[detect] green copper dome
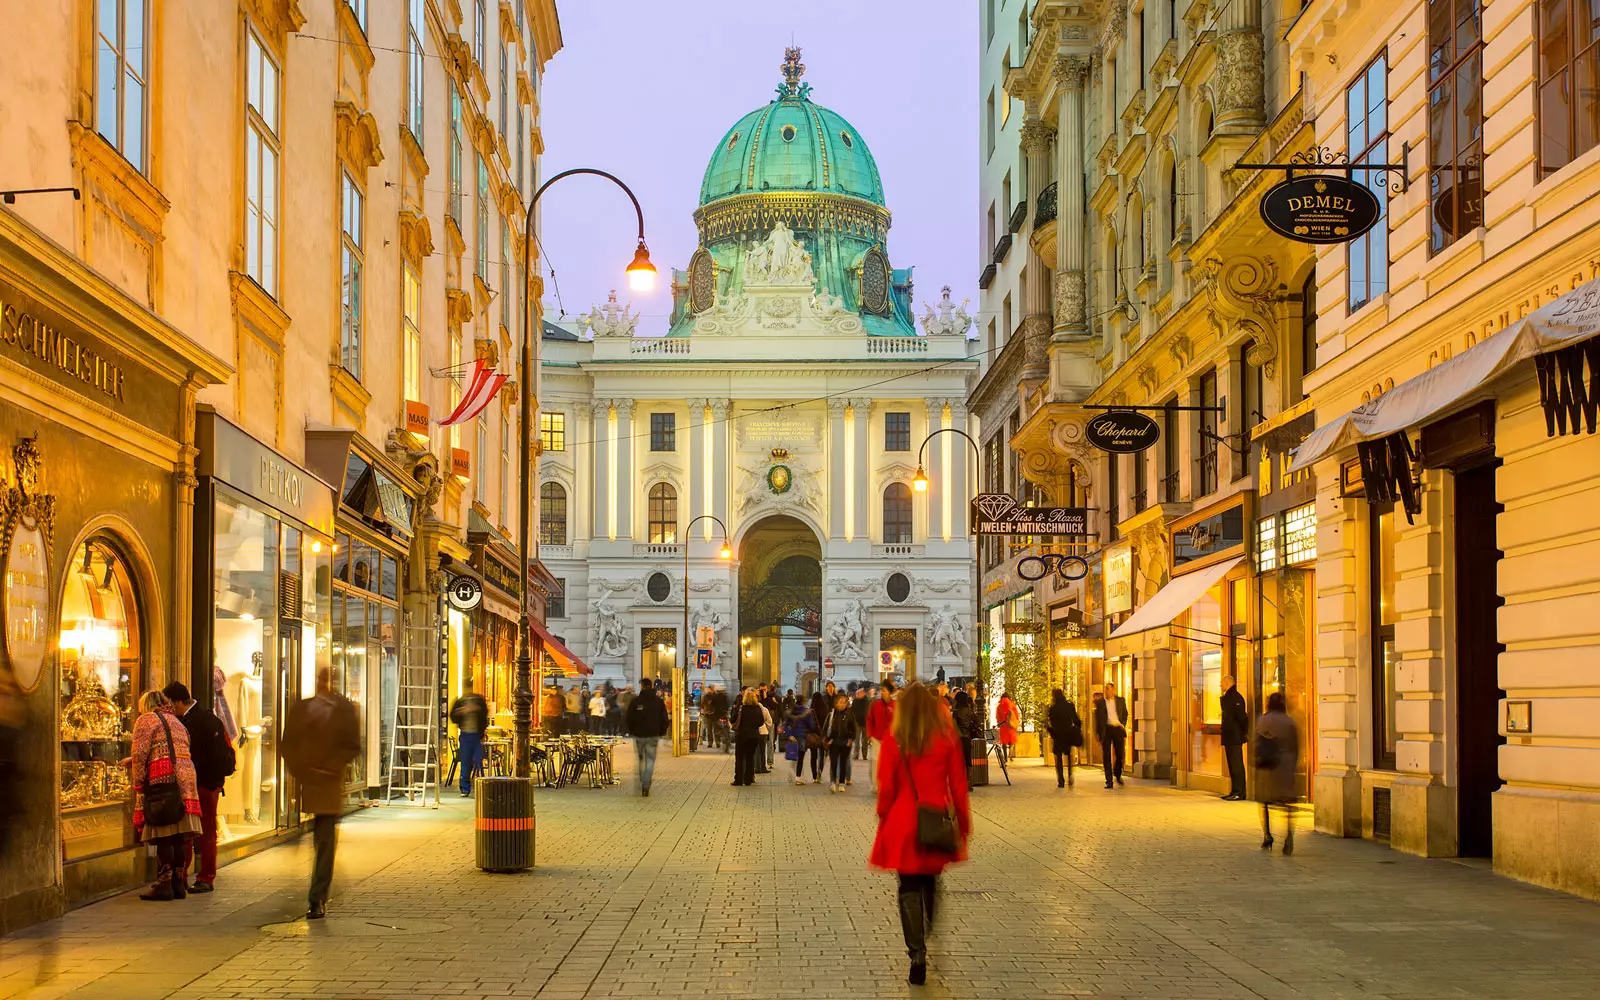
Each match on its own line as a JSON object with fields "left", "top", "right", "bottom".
{"left": 698, "top": 83, "right": 885, "bottom": 207}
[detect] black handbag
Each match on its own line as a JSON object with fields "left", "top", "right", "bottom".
{"left": 1254, "top": 735, "right": 1282, "bottom": 770}
{"left": 902, "top": 752, "right": 959, "bottom": 855}
{"left": 142, "top": 712, "right": 186, "bottom": 828}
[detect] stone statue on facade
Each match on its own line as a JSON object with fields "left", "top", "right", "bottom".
{"left": 827, "top": 598, "right": 868, "bottom": 659}
{"left": 920, "top": 286, "right": 974, "bottom": 339}
{"left": 690, "top": 601, "right": 729, "bottom": 648}
{"left": 591, "top": 589, "right": 630, "bottom": 658}
{"left": 929, "top": 604, "right": 969, "bottom": 659}
{"left": 581, "top": 290, "right": 639, "bottom": 339}
{"left": 743, "top": 219, "right": 815, "bottom": 287}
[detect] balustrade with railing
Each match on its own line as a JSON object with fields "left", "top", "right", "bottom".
{"left": 1160, "top": 472, "right": 1181, "bottom": 504}
{"left": 1035, "top": 181, "right": 1057, "bottom": 226}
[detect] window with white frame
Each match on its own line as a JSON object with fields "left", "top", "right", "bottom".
{"left": 1347, "top": 54, "right": 1389, "bottom": 311}
{"left": 476, "top": 415, "right": 488, "bottom": 501}
{"left": 500, "top": 44, "right": 509, "bottom": 138}
{"left": 245, "top": 30, "right": 280, "bottom": 296}
{"left": 403, "top": 264, "right": 422, "bottom": 401}
{"left": 449, "top": 83, "right": 463, "bottom": 223}
{"left": 96, "top": 0, "right": 148, "bottom": 171}
{"left": 345, "top": 0, "right": 366, "bottom": 33}
{"left": 501, "top": 215, "right": 512, "bottom": 327}
{"left": 449, "top": 334, "right": 462, "bottom": 450}
{"left": 477, "top": 155, "right": 490, "bottom": 282}
{"left": 406, "top": 0, "right": 425, "bottom": 141}
{"left": 475, "top": 0, "right": 487, "bottom": 63}
{"left": 501, "top": 408, "right": 512, "bottom": 521}
{"left": 339, "top": 173, "right": 364, "bottom": 379}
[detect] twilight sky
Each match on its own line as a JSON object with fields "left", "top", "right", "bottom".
{"left": 537, "top": 0, "right": 979, "bottom": 334}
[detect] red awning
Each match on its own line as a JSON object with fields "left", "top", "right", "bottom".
{"left": 530, "top": 619, "right": 592, "bottom": 676}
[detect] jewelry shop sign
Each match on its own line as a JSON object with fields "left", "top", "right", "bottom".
{"left": 1259, "top": 175, "right": 1382, "bottom": 245}
{"left": 970, "top": 493, "right": 1088, "bottom": 536}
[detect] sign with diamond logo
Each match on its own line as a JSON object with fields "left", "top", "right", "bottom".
{"left": 969, "top": 493, "right": 1089, "bottom": 537}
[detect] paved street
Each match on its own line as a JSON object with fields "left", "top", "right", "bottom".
{"left": 3, "top": 750, "right": 1598, "bottom": 1000}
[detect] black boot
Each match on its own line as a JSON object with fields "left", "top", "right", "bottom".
{"left": 898, "top": 888, "right": 927, "bottom": 983}
{"left": 171, "top": 867, "right": 187, "bottom": 899}
{"left": 140, "top": 865, "right": 175, "bottom": 901}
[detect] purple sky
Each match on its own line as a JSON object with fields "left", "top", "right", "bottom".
{"left": 538, "top": 0, "right": 978, "bottom": 333}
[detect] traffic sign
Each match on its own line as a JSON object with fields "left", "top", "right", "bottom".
{"left": 695, "top": 648, "right": 713, "bottom": 670}
{"left": 823, "top": 656, "right": 834, "bottom": 673}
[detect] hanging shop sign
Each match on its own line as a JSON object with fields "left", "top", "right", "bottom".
{"left": 446, "top": 574, "right": 483, "bottom": 612}
{"left": 970, "top": 493, "right": 1089, "bottom": 536}
{"left": 1085, "top": 410, "right": 1160, "bottom": 454}
{"left": 1259, "top": 175, "right": 1382, "bottom": 245}
{"left": 1017, "top": 552, "right": 1089, "bottom": 582}
{"left": 1104, "top": 543, "right": 1133, "bottom": 615}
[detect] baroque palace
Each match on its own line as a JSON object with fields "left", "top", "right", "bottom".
{"left": 537, "top": 51, "right": 978, "bottom": 696}
{"left": 0, "top": 0, "right": 567, "bottom": 930}
{"left": 976, "top": 0, "right": 1600, "bottom": 899}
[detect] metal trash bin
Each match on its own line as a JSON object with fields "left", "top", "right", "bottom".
{"left": 475, "top": 775, "right": 535, "bottom": 872}
{"left": 968, "top": 737, "right": 990, "bottom": 787}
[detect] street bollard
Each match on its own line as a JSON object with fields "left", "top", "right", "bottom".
{"left": 475, "top": 775, "right": 535, "bottom": 872}
{"left": 968, "top": 737, "right": 990, "bottom": 787}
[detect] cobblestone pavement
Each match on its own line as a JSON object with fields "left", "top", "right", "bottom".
{"left": 3, "top": 748, "right": 1599, "bottom": 1000}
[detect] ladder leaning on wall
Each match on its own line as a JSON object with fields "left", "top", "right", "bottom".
{"left": 385, "top": 621, "right": 441, "bottom": 806}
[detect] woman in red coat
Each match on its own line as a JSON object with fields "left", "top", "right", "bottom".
{"left": 995, "top": 690, "right": 1020, "bottom": 763}
{"left": 870, "top": 683, "right": 972, "bottom": 985}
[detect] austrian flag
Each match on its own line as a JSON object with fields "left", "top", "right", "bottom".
{"left": 437, "top": 359, "right": 509, "bottom": 427}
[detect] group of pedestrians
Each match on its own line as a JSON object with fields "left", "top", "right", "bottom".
{"left": 541, "top": 681, "right": 635, "bottom": 735}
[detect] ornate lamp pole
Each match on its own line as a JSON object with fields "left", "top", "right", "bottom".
{"left": 679, "top": 514, "right": 732, "bottom": 756}
{"left": 911, "top": 428, "right": 983, "bottom": 693}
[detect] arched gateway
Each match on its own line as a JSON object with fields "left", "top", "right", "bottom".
{"left": 736, "top": 515, "right": 822, "bottom": 692}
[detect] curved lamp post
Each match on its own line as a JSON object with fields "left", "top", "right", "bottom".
{"left": 911, "top": 428, "right": 982, "bottom": 698}
{"left": 514, "top": 169, "right": 654, "bottom": 778}
{"left": 678, "top": 514, "right": 732, "bottom": 755}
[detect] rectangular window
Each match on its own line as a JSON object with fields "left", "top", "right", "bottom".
{"left": 406, "top": 0, "right": 425, "bottom": 141}
{"left": 517, "top": 105, "right": 526, "bottom": 195}
{"left": 1197, "top": 369, "right": 1219, "bottom": 496}
{"left": 1428, "top": 0, "right": 1485, "bottom": 253}
{"left": 339, "top": 173, "right": 364, "bottom": 379}
{"left": 650, "top": 412, "right": 676, "bottom": 452}
{"left": 402, "top": 264, "right": 422, "bottom": 401}
{"left": 346, "top": 0, "right": 366, "bottom": 33}
{"left": 245, "top": 29, "right": 280, "bottom": 296}
{"left": 476, "top": 156, "right": 490, "bottom": 282}
{"left": 96, "top": 0, "right": 148, "bottom": 170}
{"left": 500, "top": 215, "right": 512, "bottom": 327}
{"left": 548, "top": 579, "right": 566, "bottom": 619}
{"left": 987, "top": 90, "right": 997, "bottom": 158}
{"left": 1132, "top": 449, "right": 1148, "bottom": 513}
{"left": 1241, "top": 357, "right": 1263, "bottom": 439}
{"left": 1134, "top": 12, "right": 1145, "bottom": 90}
{"left": 540, "top": 412, "right": 566, "bottom": 452}
{"left": 985, "top": 0, "right": 995, "bottom": 44}
{"left": 475, "top": 0, "right": 487, "bottom": 62}
{"left": 499, "top": 44, "right": 509, "bottom": 139}
{"left": 885, "top": 412, "right": 911, "bottom": 451}
{"left": 1106, "top": 451, "right": 1121, "bottom": 540}
{"left": 1348, "top": 55, "right": 1390, "bottom": 311}
{"left": 501, "top": 409, "right": 512, "bottom": 521}
{"left": 449, "top": 334, "right": 462, "bottom": 450}
{"left": 1162, "top": 398, "right": 1181, "bottom": 502}
{"left": 1371, "top": 502, "right": 1399, "bottom": 768}
{"left": 449, "top": 83, "right": 463, "bottom": 224}
{"left": 1538, "top": 0, "right": 1600, "bottom": 178}
{"left": 476, "top": 415, "right": 488, "bottom": 502}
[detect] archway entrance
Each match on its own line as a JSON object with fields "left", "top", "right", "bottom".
{"left": 736, "top": 515, "right": 822, "bottom": 694}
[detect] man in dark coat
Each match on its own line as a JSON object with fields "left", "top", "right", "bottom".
{"left": 450, "top": 681, "right": 490, "bottom": 796}
{"left": 850, "top": 688, "right": 872, "bottom": 760}
{"left": 163, "top": 681, "right": 235, "bottom": 893}
{"left": 1220, "top": 675, "right": 1250, "bottom": 801}
{"left": 283, "top": 668, "right": 361, "bottom": 919}
{"left": 624, "top": 678, "right": 670, "bottom": 796}
{"left": 1092, "top": 682, "right": 1130, "bottom": 789}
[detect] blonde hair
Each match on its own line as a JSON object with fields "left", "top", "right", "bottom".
{"left": 137, "top": 690, "right": 171, "bottom": 714}
{"left": 890, "top": 683, "right": 952, "bottom": 757}
{"left": 742, "top": 689, "right": 758, "bottom": 705}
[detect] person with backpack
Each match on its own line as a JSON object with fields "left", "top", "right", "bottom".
{"left": 129, "top": 690, "right": 203, "bottom": 901}
{"left": 782, "top": 697, "right": 822, "bottom": 785}
{"left": 822, "top": 692, "right": 859, "bottom": 791}
{"left": 1045, "top": 688, "right": 1084, "bottom": 789}
{"left": 163, "top": 681, "right": 234, "bottom": 894}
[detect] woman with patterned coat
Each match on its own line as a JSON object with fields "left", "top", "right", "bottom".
{"left": 129, "top": 690, "right": 202, "bottom": 901}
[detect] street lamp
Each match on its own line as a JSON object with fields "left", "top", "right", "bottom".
{"left": 487, "top": 168, "right": 649, "bottom": 870}
{"left": 913, "top": 427, "right": 983, "bottom": 697}
{"left": 678, "top": 514, "right": 732, "bottom": 756}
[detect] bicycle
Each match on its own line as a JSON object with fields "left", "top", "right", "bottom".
{"left": 985, "top": 730, "right": 1012, "bottom": 786}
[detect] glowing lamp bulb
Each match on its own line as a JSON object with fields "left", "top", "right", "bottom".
{"left": 719, "top": 544, "right": 732, "bottom": 560}
{"left": 626, "top": 240, "right": 657, "bottom": 292}
{"left": 912, "top": 465, "right": 929, "bottom": 492}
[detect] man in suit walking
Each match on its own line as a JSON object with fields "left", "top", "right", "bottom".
{"left": 163, "top": 681, "right": 235, "bottom": 893}
{"left": 1094, "top": 682, "right": 1130, "bottom": 789}
{"left": 283, "top": 668, "right": 361, "bottom": 919}
{"left": 1220, "top": 675, "right": 1250, "bottom": 801}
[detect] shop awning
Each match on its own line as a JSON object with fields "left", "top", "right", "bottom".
{"left": 1290, "top": 275, "right": 1600, "bottom": 473}
{"left": 1108, "top": 556, "right": 1245, "bottom": 640}
{"left": 531, "top": 619, "right": 592, "bottom": 676}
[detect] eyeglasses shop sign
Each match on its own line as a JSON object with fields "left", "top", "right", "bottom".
{"left": 1259, "top": 175, "right": 1382, "bottom": 245}
{"left": 1085, "top": 411, "right": 1160, "bottom": 454}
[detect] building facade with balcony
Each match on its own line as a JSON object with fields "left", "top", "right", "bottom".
{"left": 535, "top": 55, "right": 977, "bottom": 696}
{"left": 0, "top": 0, "right": 560, "bottom": 930}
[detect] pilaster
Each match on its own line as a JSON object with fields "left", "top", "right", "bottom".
{"left": 923, "top": 398, "right": 945, "bottom": 541}
{"left": 592, "top": 399, "right": 610, "bottom": 541}
{"left": 849, "top": 397, "right": 872, "bottom": 542}
{"left": 709, "top": 399, "right": 731, "bottom": 533}
{"left": 827, "top": 397, "right": 848, "bottom": 539}
{"left": 615, "top": 398, "right": 637, "bottom": 540}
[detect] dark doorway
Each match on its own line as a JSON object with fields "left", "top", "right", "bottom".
{"left": 1454, "top": 461, "right": 1504, "bottom": 857}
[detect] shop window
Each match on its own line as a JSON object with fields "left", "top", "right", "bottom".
{"left": 1370, "top": 502, "right": 1400, "bottom": 768}
{"left": 539, "top": 482, "right": 567, "bottom": 545}
{"left": 1428, "top": 0, "right": 1486, "bottom": 252}
{"left": 1184, "top": 580, "right": 1225, "bottom": 777}
{"left": 1537, "top": 0, "right": 1600, "bottom": 179}
{"left": 648, "top": 483, "right": 678, "bottom": 543}
{"left": 1348, "top": 54, "right": 1390, "bottom": 311}
{"left": 885, "top": 412, "right": 911, "bottom": 451}
{"left": 883, "top": 482, "right": 913, "bottom": 544}
{"left": 650, "top": 413, "right": 676, "bottom": 452}
{"left": 540, "top": 412, "right": 565, "bottom": 452}
{"left": 1283, "top": 503, "right": 1316, "bottom": 565}
{"left": 330, "top": 529, "right": 397, "bottom": 795}
{"left": 59, "top": 536, "right": 143, "bottom": 862}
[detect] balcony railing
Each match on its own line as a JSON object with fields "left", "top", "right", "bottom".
{"left": 1107, "top": 503, "right": 1121, "bottom": 540}
{"left": 1161, "top": 472, "right": 1181, "bottom": 504}
{"left": 630, "top": 338, "right": 692, "bottom": 355}
{"left": 865, "top": 337, "right": 929, "bottom": 355}
{"left": 1036, "top": 181, "right": 1058, "bottom": 226}
{"left": 1008, "top": 200, "right": 1028, "bottom": 233}
{"left": 539, "top": 544, "right": 573, "bottom": 560}
{"left": 992, "top": 233, "right": 1014, "bottom": 264}
{"left": 1132, "top": 489, "right": 1148, "bottom": 514}
{"left": 978, "top": 263, "right": 997, "bottom": 289}
{"left": 873, "top": 543, "right": 925, "bottom": 557}
{"left": 633, "top": 542, "right": 682, "bottom": 557}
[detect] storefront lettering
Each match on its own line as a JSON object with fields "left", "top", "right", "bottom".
{"left": 1437, "top": 258, "right": 1600, "bottom": 370}
{"left": 259, "top": 456, "right": 303, "bottom": 508}
{"left": 0, "top": 302, "right": 127, "bottom": 404}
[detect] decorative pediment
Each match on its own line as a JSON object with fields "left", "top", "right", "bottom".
{"left": 398, "top": 210, "right": 434, "bottom": 262}
{"left": 242, "top": 0, "right": 306, "bottom": 45}
{"left": 876, "top": 462, "right": 918, "bottom": 492}
{"left": 446, "top": 287, "right": 474, "bottom": 328}
{"left": 335, "top": 101, "right": 384, "bottom": 173}
{"left": 640, "top": 462, "right": 683, "bottom": 493}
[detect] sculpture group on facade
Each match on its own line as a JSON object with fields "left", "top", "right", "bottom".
{"left": 581, "top": 290, "right": 640, "bottom": 339}
{"left": 827, "top": 598, "right": 868, "bottom": 659}
{"left": 743, "top": 219, "right": 816, "bottom": 287}
{"left": 929, "top": 604, "right": 969, "bottom": 659}
{"left": 919, "top": 286, "right": 975, "bottom": 339}
{"left": 590, "top": 590, "right": 630, "bottom": 658}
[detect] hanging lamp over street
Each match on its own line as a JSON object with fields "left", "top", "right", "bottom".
{"left": 626, "top": 239, "right": 657, "bottom": 291}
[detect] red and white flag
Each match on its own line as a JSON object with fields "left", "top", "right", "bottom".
{"left": 437, "top": 359, "right": 508, "bottom": 426}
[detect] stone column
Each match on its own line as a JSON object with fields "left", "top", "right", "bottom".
{"left": 849, "top": 397, "right": 872, "bottom": 543}
{"left": 615, "top": 399, "right": 636, "bottom": 539}
{"left": 827, "top": 397, "right": 848, "bottom": 539}
{"left": 709, "top": 399, "right": 731, "bottom": 534}
{"left": 948, "top": 400, "right": 970, "bottom": 544}
{"left": 573, "top": 401, "right": 592, "bottom": 542}
{"left": 1213, "top": 0, "right": 1264, "bottom": 131}
{"left": 923, "top": 398, "right": 946, "bottom": 542}
{"left": 687, "top": 397, "right": 708, "bottom": 536}
{"left": 1053, "top": 56, "right": 1090, "bottom": 341}
{"left": 592, "top": 399, "right": 611, "bottom": 541}
{"left": 1020, "top": 118, "right": 1056, "bottom": 385}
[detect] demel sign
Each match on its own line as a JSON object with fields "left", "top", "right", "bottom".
{"left": 1259, "top": 175, "right": 1382, "bottom": 245}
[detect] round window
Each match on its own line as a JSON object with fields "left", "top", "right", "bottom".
{"left": 780, "top": 124, "right": 798, "bottom": 142}
{"left": 646, "top": 572, "right": 672, "bottom": 603}
{"left": 839, "top": 130, "right": 854, "bottom": 148}
{"left": 726, "top": 130, "right": 740, "bottom": 151}
{"left": 886, "top": 573, "right": 911, "bottom": 603}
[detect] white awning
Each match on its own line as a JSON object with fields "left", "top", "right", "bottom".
{"left": 1290, "top": 274, "right": 1600, "bottom": 473}
{"left": 1108, "top": 556, "right": 1245, "bottom": 640}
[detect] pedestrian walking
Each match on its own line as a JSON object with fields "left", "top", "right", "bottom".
{"left": 760, "top": 686, "right": 782, "bottom": 772}
{"left": 161, "top": 682, "right": 235, "bottom": 893}
{"left": 850, "top": 687, "right": 872, "bottom": 761}
{"left": 623, "top": 678, "right": 670, "bottom": 797}
{"left": 823, "top": 693, "right": 858, "bottom": 790}
{"left": 866, "top": 680, "right": 897, "bottom": 790}
{"left": 869, "top": 683, "right": 971, "bottom": 986}
{"left": 588, "top": 688, "right": 607, "bottom": 736}
{"left": 450, "top": 681, "right": 490, "bottom": 796}
{"left": 605, "top": 685, "right": 623, "bottom": 735}
{"left": 730, "top": 688, "right": 768, "bottom": 786}
{"left": 281, "top": 668, "right": 361, "bottom": 919}
{"left": 1220, "top": 675, "right": 1250, "bottom": 801}
{"left": 1094, "top": 682, "right": 1129, "bottom": 788}
{"left": 782, "top": 698, "right": 822, "bottom": 784}
{"left": 128, "top": 690, "right": 203, "bottom": 902}
{"left": 1045, "top": 688, "right": 1083, "bottom": 789}
{"left": 563, "top": 684, "right": 581, "bottom": 734}
{"left": 1256, "top": 691, "right": 1300, "bottom": 854}
{"left": 541, "top": 683, "right": 565, "bottom": 735}
{"left": 949, "top": 690, "right": 981, "bottom": 789}
{"left": 994, "top": 689, "right": 1019, "bottom": 766}
{"left": 809, "top": 680, "right": 838, "bottom": 727}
